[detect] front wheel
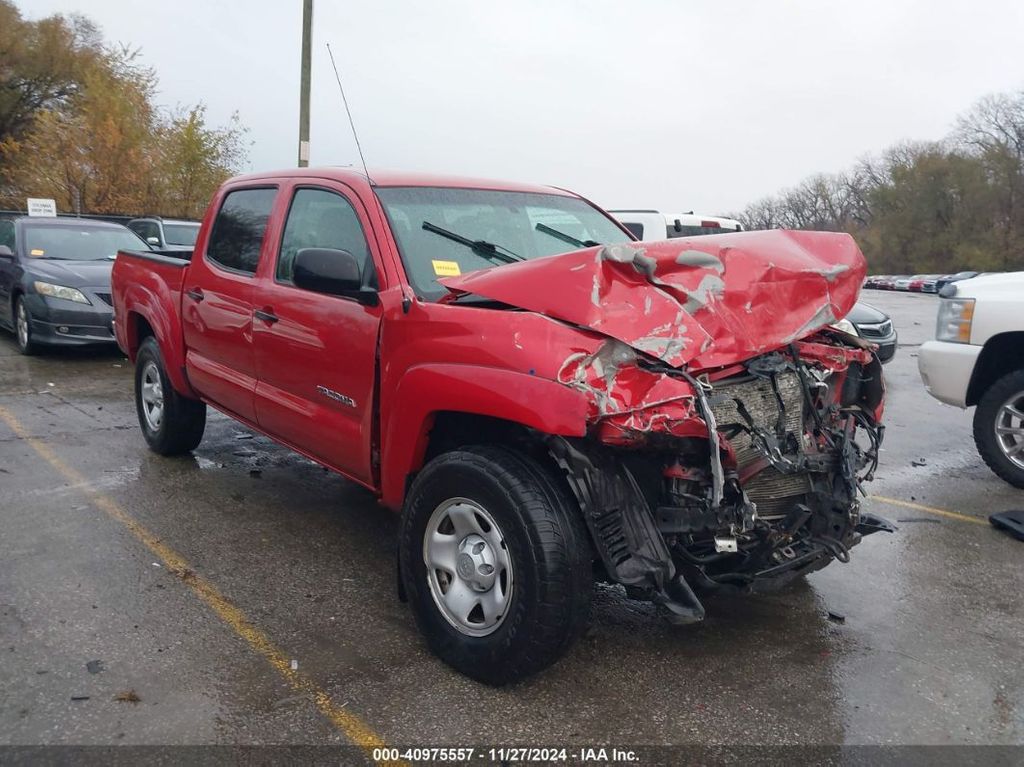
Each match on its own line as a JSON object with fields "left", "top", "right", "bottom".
{"left": 135, "top": 336, "right": 206, "bottom": 455}
{"left": 399, "top": 446, "right": 592, "bottom": 685}
{"left": 14, "top": 296, "right": 36, "bottom": 355}
{"left": 973, "top": 368, "right": 1024, "bottom": 489}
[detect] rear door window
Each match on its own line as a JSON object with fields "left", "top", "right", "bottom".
{"left": 206, "top": 188, "right": 277, "bottom": 274}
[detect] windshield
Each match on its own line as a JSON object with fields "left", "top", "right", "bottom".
{"left": 376, "top": 187, "right": 631, "bottom": 301}
{"left": 24, "top": 225, "right": 149, "bottom": 260}
{"left": 163, "top": 223, "right": 200, "bottom": 246}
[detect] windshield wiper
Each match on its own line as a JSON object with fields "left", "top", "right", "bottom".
{"left": 421, "top": 221, "right": 523, "bottom": 264}
{"left": 535, "top": 222, "right": 600, "bottom": 249}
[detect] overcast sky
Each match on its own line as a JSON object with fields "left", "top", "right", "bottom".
{"left": 21, "top": 0, "right": 1024, "bottom": 213}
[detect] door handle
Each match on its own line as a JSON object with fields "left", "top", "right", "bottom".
{"left": 186, "top": 288, "right": 204, "bottom": 302}
{"left": 254, "top": 308, "right": 279, "bottom": 324}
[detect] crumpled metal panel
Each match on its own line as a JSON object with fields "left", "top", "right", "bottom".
{"left": 440, "top": 230, "right": 865, "bottom": 371}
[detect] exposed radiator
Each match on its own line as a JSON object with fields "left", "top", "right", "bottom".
{"left": 707, "top": 371, "right": 810, "bottom": 518}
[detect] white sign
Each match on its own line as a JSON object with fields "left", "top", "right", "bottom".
{"left": 26, "top": 198, "right": 57, "bottom": 217}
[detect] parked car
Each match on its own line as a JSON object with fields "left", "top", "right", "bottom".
{"left": 935, "top": 271, "right": 979, "bottom": 293}
{"left": 127, "top": 217, "right": 201, "bottom": 252}
{"left": 112, "top": 168, "right": 889, "bottom": 684}
{"left": 918, "top": 272, "right": 1024, "bottom": 487}
{"left": 0, "top": 216, "right": 149, "bottom": 354}
{"left": 833, "top": 302, "right": 898, "bottom": 363}
{"left": 607, "top": 210, "right": 742, "bottom": 240}
{"left": 893, "top": 276, "right": 913, "bottom": 291}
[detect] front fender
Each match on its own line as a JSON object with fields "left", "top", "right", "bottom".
{"left": 379, "top": 364, "right": 590, "bottom": 508}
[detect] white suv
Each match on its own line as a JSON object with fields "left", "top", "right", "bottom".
{"left": 918, "top": 272, "right": 1024, "bottom": 487}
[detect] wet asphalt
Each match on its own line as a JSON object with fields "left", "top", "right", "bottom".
{"left": 0, "top": 291, "right": 1021, "bottom": 749}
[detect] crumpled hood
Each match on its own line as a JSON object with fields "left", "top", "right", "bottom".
{"left": 440, "top": 229, "right": 866, "bottom": 370}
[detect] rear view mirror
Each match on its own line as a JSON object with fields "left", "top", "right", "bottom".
{"left": 0, "top": 245, "right": 12, "bottom": 260}
{"left": 293, "top": 247, "right": 378, "bottom": 305}
{"left": 147, "top": 236, "right": 160, "bottom": 245}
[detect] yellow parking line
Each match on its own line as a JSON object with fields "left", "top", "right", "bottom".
{"left": 0, "top": 405, "right": 390, "bottom": 757}
{"left": 870, "top": 495, "right": 989, "bottom": 526}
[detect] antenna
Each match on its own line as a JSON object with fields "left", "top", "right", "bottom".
{"left": 326, "top": 42, "right": 370, "bottom": 180}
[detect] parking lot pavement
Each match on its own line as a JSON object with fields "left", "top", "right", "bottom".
{"left": 1, "top": 290, "right": 1021, "bottom": 749}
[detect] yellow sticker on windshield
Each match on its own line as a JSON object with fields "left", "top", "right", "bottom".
{"left": 432, "top": 260, "right": 461, "bottom": 277}
{"left": 30, "top": 249, "right": 45, "bottom": 256}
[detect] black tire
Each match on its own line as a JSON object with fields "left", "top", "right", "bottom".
{"left": 135, "top": 336, "right": 206, "bottom": 455}
{"left": 973, "top": 368, "right": 1024, "bottom": 489}
{"left": 14, "top": 295, "right": 37, "bottom": 356}
{"left": 399, "top": 445, "right": 592, "bottom": 685}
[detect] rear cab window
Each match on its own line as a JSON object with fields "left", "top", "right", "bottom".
{"left": 206, "top": 188, "right": 277, "bottom": 275}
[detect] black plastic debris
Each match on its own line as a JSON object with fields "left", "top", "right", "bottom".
{"left": 827, "top": 610, "right": 846, "bottom": 624}
{"left": 70, "top": 695, "right": 90, "bottom": 702}
{"left": 85, "top": 660, "right": 104, "bottom": 674}
{"left": 989, "top": 510, "right": 1024, "bottom": 541}
{"left": 911, "top": 459, "right": 927, "bottom": 467}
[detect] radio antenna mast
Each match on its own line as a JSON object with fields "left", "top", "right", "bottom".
{"left": 326, "top": 42, "right": 370, "bottom": 180}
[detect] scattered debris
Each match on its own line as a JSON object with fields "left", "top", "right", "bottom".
{"left": 169, "top": 565, "right": 196, "bottom": 581}
{"left": 151, "top": 562, "right": 161, "bottom": 568}
{"left": 911, "top": 458, "right": 927, "bottom": 467}
{"left": 114, "top": 689, "right": 141, "bottom": 704}
{"left": 233, "top": 449, "right": 256, "bottom": 457}
{"left": 989, "top": 510, "right": 1024, "bottom": 541}
{"left": 70, "top": 695, "right": 90, "bottom": 702}
{"left": 35, "top": 670, "right": 47, "bottom": 675}
{"left": 290, "top": 659, "right": 298, "bottom": 671}
{"left": 235, "top": 433, "right": 254, "bottom": 440}
{"left": 85, "top": 660, "right": 104, "bottom": 674}
{"left": 826, "top": 610, "right": 846, "bottom": 624}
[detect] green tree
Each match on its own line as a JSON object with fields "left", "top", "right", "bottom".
{"left": 0, "top": 0, "right": 248, "bottom": 217}
{"left": 153, "top": 106, "right": 249, "bottom": 219}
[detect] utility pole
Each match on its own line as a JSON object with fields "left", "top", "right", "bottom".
{"left": 297, "top": 0, "right": 313, "bottom": 167}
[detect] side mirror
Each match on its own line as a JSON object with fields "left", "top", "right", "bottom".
{"left": 147, "top": 236, "right": 160, "bottom": 245}
{"left": 293, "top": 247, "right": 378, "bottom": 305}
{"left": 0, "top": 245, "right": 13, "bottom": 260}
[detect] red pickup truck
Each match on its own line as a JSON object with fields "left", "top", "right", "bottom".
{"left": 112, "top": 168, "right": 890, "bottom": 684}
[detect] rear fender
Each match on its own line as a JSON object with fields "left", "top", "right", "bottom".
{"left": 116, "top": 271, "right": 193, "bottom": 397}
{"left": 379, "top": 364, "right": 590, "bottom": 508}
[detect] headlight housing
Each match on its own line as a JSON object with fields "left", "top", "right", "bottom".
{"left": 831, "top": 318, "right": 859, "bottom": 336}
{"left": 33, "top": 281, "right": 91, "bottom": 304}
{"left": 936, "top": 298, "right": 974, "bottom": 343}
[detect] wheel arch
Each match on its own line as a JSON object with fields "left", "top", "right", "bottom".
{"left": 966, "top": 332, "right": 1024, "bottom": 406}
{"left": 379, "top": 364, "right": 590, "bottom": 509}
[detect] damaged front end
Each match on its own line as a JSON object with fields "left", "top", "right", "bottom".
{"left": 441, "top": 230, "right": 893, "bottom": 621}
{"left": 552, "top": 335, "right": 889, "bottom": 623}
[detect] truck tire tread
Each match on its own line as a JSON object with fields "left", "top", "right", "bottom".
{"left": 973, "top": 368, "right": 1024, "bottom": 489}
{"left": 399, "top": 445, "right": 591, "bottom": 685}
{"left": 135, "top": 336, "right": 206, "bottom": 455}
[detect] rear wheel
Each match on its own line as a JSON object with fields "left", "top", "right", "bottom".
{"left": 973, "top": 368, "right": 1024, "bottom": 489}
{"left": 14, "top": 296, "right": 36, "bottom": 355}
{"left": 135, "top": 336, "right": 206, "bottom": 455}
{"left": 399, "top": 446, "right": 592, "bottom": 685}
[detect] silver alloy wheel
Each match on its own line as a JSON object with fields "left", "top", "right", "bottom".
{"left": 423, "top": 497, "right": 513, "bottom": 637}
{"left": 140, "top": 361, "right": 165, "bottom": 432}
{"left": 995, "top": 391, "right": 1024, "bottom": 469}
{"left": 16, "top": 300, "right": 28, "bottom": 349}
